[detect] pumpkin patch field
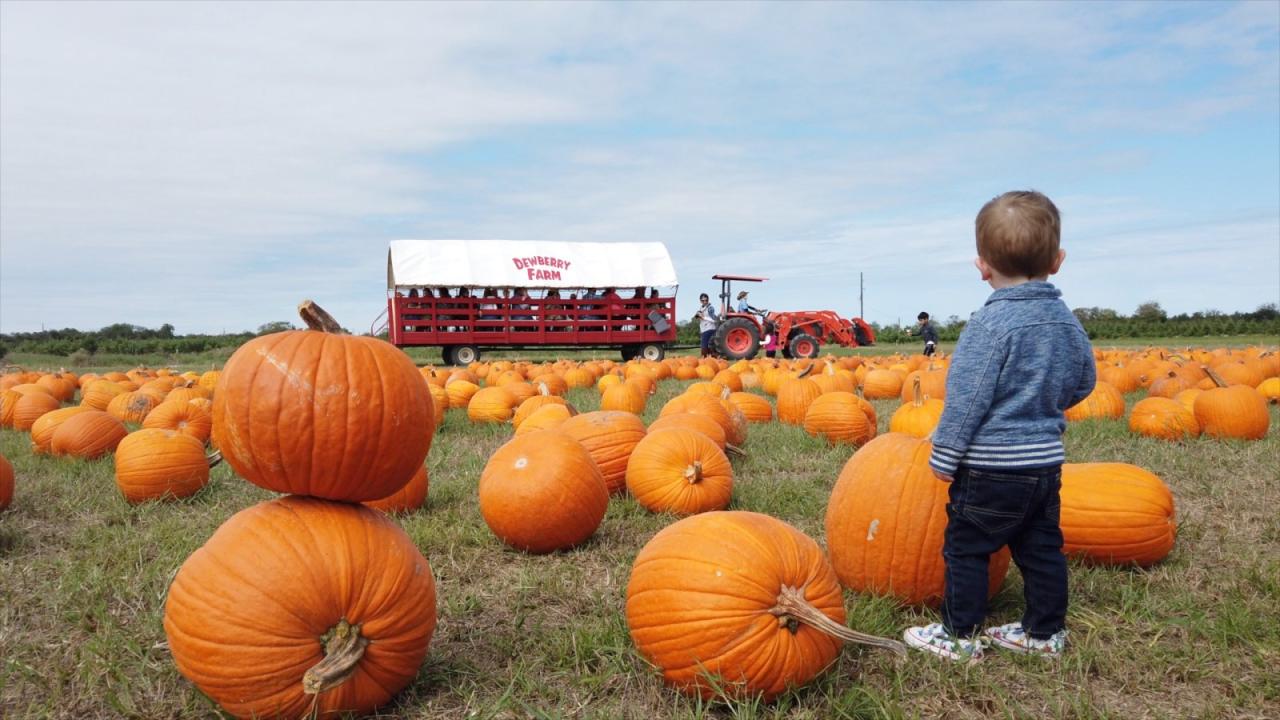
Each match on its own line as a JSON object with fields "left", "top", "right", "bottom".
{"left": 1, "top": 342, "right": 1278, "bottom": 719}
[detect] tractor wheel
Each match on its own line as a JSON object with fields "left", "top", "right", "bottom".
{"left": 787, "top": 333, "right": 820, "bottom": 360}
{"left": 713, "top": 318, "right": 761, "bottom": 360}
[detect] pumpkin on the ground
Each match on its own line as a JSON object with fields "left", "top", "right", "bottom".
{"left": 558, "top": 411, "right": 648, "bottom": 495}
{"left": 1128, "top": 397, "right": 1199, "bottom": 440}
{"left": 365, "top": 464, "right": 429, "bottom": 514}
{"left": 626, "top": 511, "right": 904, "bottom": 701}
{"left": 1060, "top": 463, "right": 1176, "bottom": 566}
{"left": 803, "top": 392, "right": 874, "bottom": 446}
{"left": 626, "top": 428, "right": 733, "bottom": 516}
{"left": 1194, "top": 367, "right": 1270, "bottom": 440}
{"left": 114, "top": 429, "right": 210, "bottom": 503}
{"left": 164, "top": 495, "right": 437, "bottom": 718}
{"left": 889, "top": 377, "right": 944, "bottom": 438}
{"left": 50, "top": 410, "right": 128, "bottom": 459}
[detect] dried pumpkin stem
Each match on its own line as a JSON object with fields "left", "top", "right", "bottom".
{"left": 725, "top": 443, "right": 747, "bottom": 458}
{"left": 684, "top": 460, "right": 704, "bottom": 484}
{"left": 912, "top": 376, "right": 923, "bottom": 407}
{"left": 797, "top": 365, "right": 815, "bottom": 379}
{"left": 298, "top": 300, "right": 346, "bottom": 334}
{"left": 303, "top": 619, "right": 369, "bottom": 695}
{"left": 206, "top": 449, "right": 223, "bottom": 469}
{"left": 769, "top": 585, "right": 907, "bottom": 657}
{"left": 1202, "top": 365, "right": 1228, "bottom": 388}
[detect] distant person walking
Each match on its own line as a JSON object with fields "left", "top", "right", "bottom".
{"left": 908, "top": 311, "right": 939, "bottom": 356}
{"left": 694, "top": 293, "right": 719, "bottom": 357}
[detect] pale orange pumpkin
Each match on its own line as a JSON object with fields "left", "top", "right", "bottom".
{"left": 558, "top": 411, "right": 648, "bottom": 495}
{"left": 365, "top": 464, "right": 429, "bottom": 514}
{"left": 625, "top": 428, "right": 733, "bottom": 515}
{"left": 1128, "top": 397, "right": 1199, "bottom": 440}
{"left": 114, "top": 429, "right": 210, "bottom": 503}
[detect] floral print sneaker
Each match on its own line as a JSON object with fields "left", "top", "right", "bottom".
{"left": 984, "top": 622, "right": 1067, "bottom": 657}
{"left": 903, "top": 623, "right": 984, "bottom": 663}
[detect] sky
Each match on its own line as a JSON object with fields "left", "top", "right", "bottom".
{"left": 1, "top": 1, "right": 1278, "bottom": 335}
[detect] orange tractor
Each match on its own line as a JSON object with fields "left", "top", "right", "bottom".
{"left": 709, "top": 274, "right": 875, "bottom": 360}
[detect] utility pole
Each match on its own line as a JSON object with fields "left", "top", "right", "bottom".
{"left": 859, "top": 273, "right": 864, "bottom": 319}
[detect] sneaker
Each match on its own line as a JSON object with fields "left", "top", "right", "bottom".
{"left": 984, "top": 622, "right": 1066, "bottom": 657}
{"left": 903, "top": 623, "right": 984, "bottom": 663}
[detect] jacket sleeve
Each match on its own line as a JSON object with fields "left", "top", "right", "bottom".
{"left": 1067, "top": 339, "right": 1098, "bottom": 408}
{"left": 929, "top": 320, "right": 1006, "bottom": 476}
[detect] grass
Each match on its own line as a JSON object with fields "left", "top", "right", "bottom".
{"left": 1, "top": 350, "right": 1278, "bottom": 719}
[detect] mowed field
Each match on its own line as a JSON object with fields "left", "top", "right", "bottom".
{"left": 1, "top": 342, "right": 1278, "bottom": 720}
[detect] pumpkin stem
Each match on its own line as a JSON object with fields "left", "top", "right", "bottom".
{"left": 684, "top": 460, "right": 704, "bottom": 484}
{"left": 298, "top": 300, "right": 346, "bottom": 334}
{"left": 302, "top": 619, "right": 369, "bottom": 696}
{"left": 769, "top": 585, "right": 906, "bottom": 657}
{"left": 912, "top": 376, "right": 923, "bottom": 407}
{"left": 1202, "top": 365, "right": 1228, "bottom": 388}
{"left": 796, "top": 364, "right": 814, "bottom": 378}
{"left": 725, "top": 443, "right": 746, "bottom": 458}
{"left": 206, "top": 449, "right": 223, "bottom": 469}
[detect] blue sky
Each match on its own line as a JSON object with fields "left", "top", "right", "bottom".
{"left": 1, "top": 1, "right": 1277, "bottom": 334}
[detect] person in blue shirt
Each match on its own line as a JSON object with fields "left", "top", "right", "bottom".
{"left": 903, "top": 190, "right": 1096, "bottom": 663}
{"left": 694, "top": 293, "right": 719, "bottom": 357}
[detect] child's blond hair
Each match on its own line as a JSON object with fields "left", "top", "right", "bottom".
{"left": 975, "top": 191, "right": 1061, "bottom": 278}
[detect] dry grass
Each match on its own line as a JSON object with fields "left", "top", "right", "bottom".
{"left": 1, "top": 362, "right": 1278, "bottom": 719}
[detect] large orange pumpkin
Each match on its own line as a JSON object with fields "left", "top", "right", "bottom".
{"left": 625, "top": 428, "right": 733, "bottom": 516}
{"left": 889, "top": 376, "right": 944, "bottom": 438}
{"left": 514, "top": 404, "right": 575, "bottom": 435}
{"left": 11, "top": 391, "right": 61, "bottom": 431}
{"left": 557, "top": 411, "right": 648, "bottom": 495}
{"left": 802, "top": 392, "right": 874, "bottom": 446}
{"left": 106, "top": 390, "right": 161, "bottom": 425}
{"left": 776, "top": 377, "right": 822, "bottom": 425}
{"left": 114, "top": 429, "right": 210, "bottom": 503}
{"left": 50, "top": 410, "right": 129, "bottom": 459}
{"left": 30, "top": 406, "right": 92, "bottom": 454}
{"left": 825, "top": 433, "right": 1010, "bottom": 606}
{"left": 1064, "top": 381, "right": 1125, "bottom": 421}
{"left": 164, "top": 496, "right": 437, "bottom": 718}
{"left": 466, "top": 386, "right": 517, "bottom": 423}
{"left": 648, "top": 412, "right": 729, "bottom": 450}
{"left": 727, "top": 392, "right": 773, "bottom": 423}
{"left": 143, "top": 400, "right": 214, "bottom": 443}
{"left": 1128, "top": 397, "right": 1199, "bottom": 440}
{"left": 1193, "top": 368, "right": 1270, "bottom": 440}
{"left": 626, "top": 511, "right": 904, "bottom": 701}
{"left": 478, "top": 431, "right": 608, "bottom": 553}
{"left": 212, "top": 301, "right": 434, "bottom": 501}
{"left": 364, "top": 464, "right": 429, "bottom": 514}
{"left": 1059, "top": 463, "right": 1176, "bottom": 566}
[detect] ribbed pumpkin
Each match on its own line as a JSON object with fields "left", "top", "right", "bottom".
{"left": 467, "top": 386, "right": 517, "bottom": 423}
{"left": 212, "top": 302, "right": 434, "bottom": 502}
{"left": 1128, "top": 397, "right": 1199, "bottom": 440}
{"left": 625, "top": 428, "right": 733, "bottom": 515}
{"left": 164, "top": 496, "right": 437, "bottom": 718}
{"left": 0, "top": 452, "right": 12, "bottom": 511}
{"left": 478, "top": 431, "right": 608, "bottom": 553}
{"left": 445, "top": 380, "right": 480, "bottom": 409}
{"left": 107, "top": 390, "right": 162, "bottom": 425}
{"left": 727, "top": 392, "right": 773, "bottom": 423}
{"left": 11, "top": 391, "right": 61, "bottom": 431}
{"left": 802, "top": 392, "right": 874, "bottom": 446}
{"left": 80, "top": 380, "right": 126, "bottom": 410}
{"left": 143, "top": 400, "right": 214, "bottom": 443}
{"left": 660, "top": 393, "right": 739, "bottom": 444}
{"left": 889, "top": 377, "right": 944, "bottom": 438}
{"left": 649, "top": 412, "right": 729, "bottom": 450}
{"left": 861, "top": 368, "right": 904, "bottom": 400}
{"left": 30, "top": 406, "right": 92, "bottom": 454}
{"left": 514, "top": 404, "right": 575, "bottom": 435}
{"left": 899, "top": 366, "right": 947, "bottom": 402}
{"left": 50, "top": 410, "right": 128, "bottom": 459}
{"left": 0, "top": 389, "right": 22, "bottom": 427}
{"left": 1258, "top": 377, "right": 1280, "bottom": 404}
{"left": 626, "top": 511, "right": 905, "bottom": 701}
{"left": 711, "top": 369, "right": 743, "bottom": 392}
{"left": 365, "top": 464, "right": 429, "bottom": 514}
{"left": 600, "top": 382, "right": 647, "bottom": 415}
{"left": 776, "top": 377, "right": 822, "bottom": 425}
{"left": 558, "top": 411, "right": 648, "bottom": 495}
{"left": 1059, "top": 463, "right": 1176, "bottom": 566}
{"left": 1194, "top": 368, "right": 1270, "bottom": 440}
{"left": 1064, "top": 381, "right": 1125, "bottom": 421}
{"left": 825, "top": 433, "right": 1010, "bottom": 606}
{"left": 511, "top": 392, "right": 568, "bottom": 429}
{"left": 114, "top": 429, "right": 210, "bottom": 503}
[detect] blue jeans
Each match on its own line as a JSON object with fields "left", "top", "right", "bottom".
{"left": 941, "top": 465, "right": 1067, "bottom": 639}
{"left": 700, "top": 329, "right": 715, "bottom": 355}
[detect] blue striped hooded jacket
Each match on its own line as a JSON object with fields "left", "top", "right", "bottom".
{"left": 929, "top": 282, "right": 1096, "bottom": 476}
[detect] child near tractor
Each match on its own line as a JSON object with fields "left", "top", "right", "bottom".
{"left": 903, "top": 190, "right": 1096, "bottom": 662}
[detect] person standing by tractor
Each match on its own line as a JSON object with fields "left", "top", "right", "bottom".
{"left": 694, "top": 293, "right": 719, "bottom": 357}
{"left": 908, "top": 311, "right": 939, "bottom": 356}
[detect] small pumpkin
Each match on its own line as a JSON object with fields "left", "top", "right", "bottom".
{"left": 365, "top": 464, "right": 429, "bottom": 514}
{"left": 478, "top": 431, "right": 608, "bottom": 553}
{"left": 106, "top": 390, "right": 162, "bottom": 425}
{"left": 114, "top": 429, "right": 211, "bottom": 503}
{"left": 888, "top": 377, "right": 944, "bottom": 438}
{"left": 625, "top": 428, "right": 733, "bottom": 516}
{"left": 600, "top": 382, "right": 647, "bottom": 415}
{"left": 164, "top": 496, "right": 437, "bottom": 718}
{"left": 626, "top": 511, "right": 904, "bottom": 701}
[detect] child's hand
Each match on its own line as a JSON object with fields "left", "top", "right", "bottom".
{"left": 932, "top": 469, "right": 953, "bottom": 483}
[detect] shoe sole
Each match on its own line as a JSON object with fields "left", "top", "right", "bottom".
{"left": 984, "top": 633, "right": 1062, "bottom": 657}
{"left": 904, "top": 630, "right": 983, "bottom": 664}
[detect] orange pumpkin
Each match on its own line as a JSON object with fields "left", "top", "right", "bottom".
{"left": 514, "top": 404, "right": 575, "bottom": 435}
{"left": 802, "top": 392, "right": 874, "bottom": 446}
{"left": 776, "top": 377, "right": 822, "bottom": 425}
{"left": 212, "top": 302, "right": 434, "bottom": 501}
{"left": 557, "top": 411, "right": 648, "bottom": 495}
{"left": 30, "top": 406, "right": 92, "bottom": 454}
{"left": 80, "top": 380, "right": 126, "bottom": 410}
{"left": 825, "top": 433, "right": 1010, "bottom": 606}
{"left": 50, "top": 410, "right": 128, "bottom": 459}
{"left": 626, "top": 511, "right": 904, "bottom": 701}
{"left": 106, "top": 390, "right": 162, "bottom": 425}
{"left": 478, "top": 431, "right": 608, "bottom": 553}
{"left": 660, "top": 393, "right": 740, "bottom": 444}
{"left": 365, "top": 464, "right": 429, "bottom": 514}
{"left": 861, "top": 368, "right": 904, "bottom": 400}
{"left": 625, "top": 428, "right": 733, "bottom": 515}
{"left": 649, "top": 412, "right": 729, "bottom": 450}
{"left": 1128, "top": 397, "right": 1199, "bottom": 440}
{"left": 1059, "top": 463, "right": 1176, "bottom": 566}
{"left": 889, "top": 377, "right": 944, "bottom": 438}
{"left": 1194, "top": 368, "right": 1270, "bottom": 440}
{"left": 11, "top": 391, "right": 61, "bottom": 431}
{"left": 727, "top": 392, "right": 773, "bottom": 423}
{"left": 164, "top": 496, "right": 437, "bottom": 718}
{"left": 1064, "top": 381, "right": 1125, "bottom": 421}
{"left": 600, "top": 382, "right": 647, "bottom": 415}
{"left": 114, "top": 429, "right": 210, "bottom": 503}
{"left": 466, "top": 386, "right": 517, "bottom": 423}
{"left": 143, "top": 400, "right": 214, "bottom": 443}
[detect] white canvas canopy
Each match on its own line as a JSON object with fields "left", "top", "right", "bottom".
{"left": 387, "top": 240, "right": 679, "bottom": 290}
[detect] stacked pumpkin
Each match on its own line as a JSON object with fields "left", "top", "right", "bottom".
{"left": 163, "top": 301, "right": 439, "bottom": 718}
